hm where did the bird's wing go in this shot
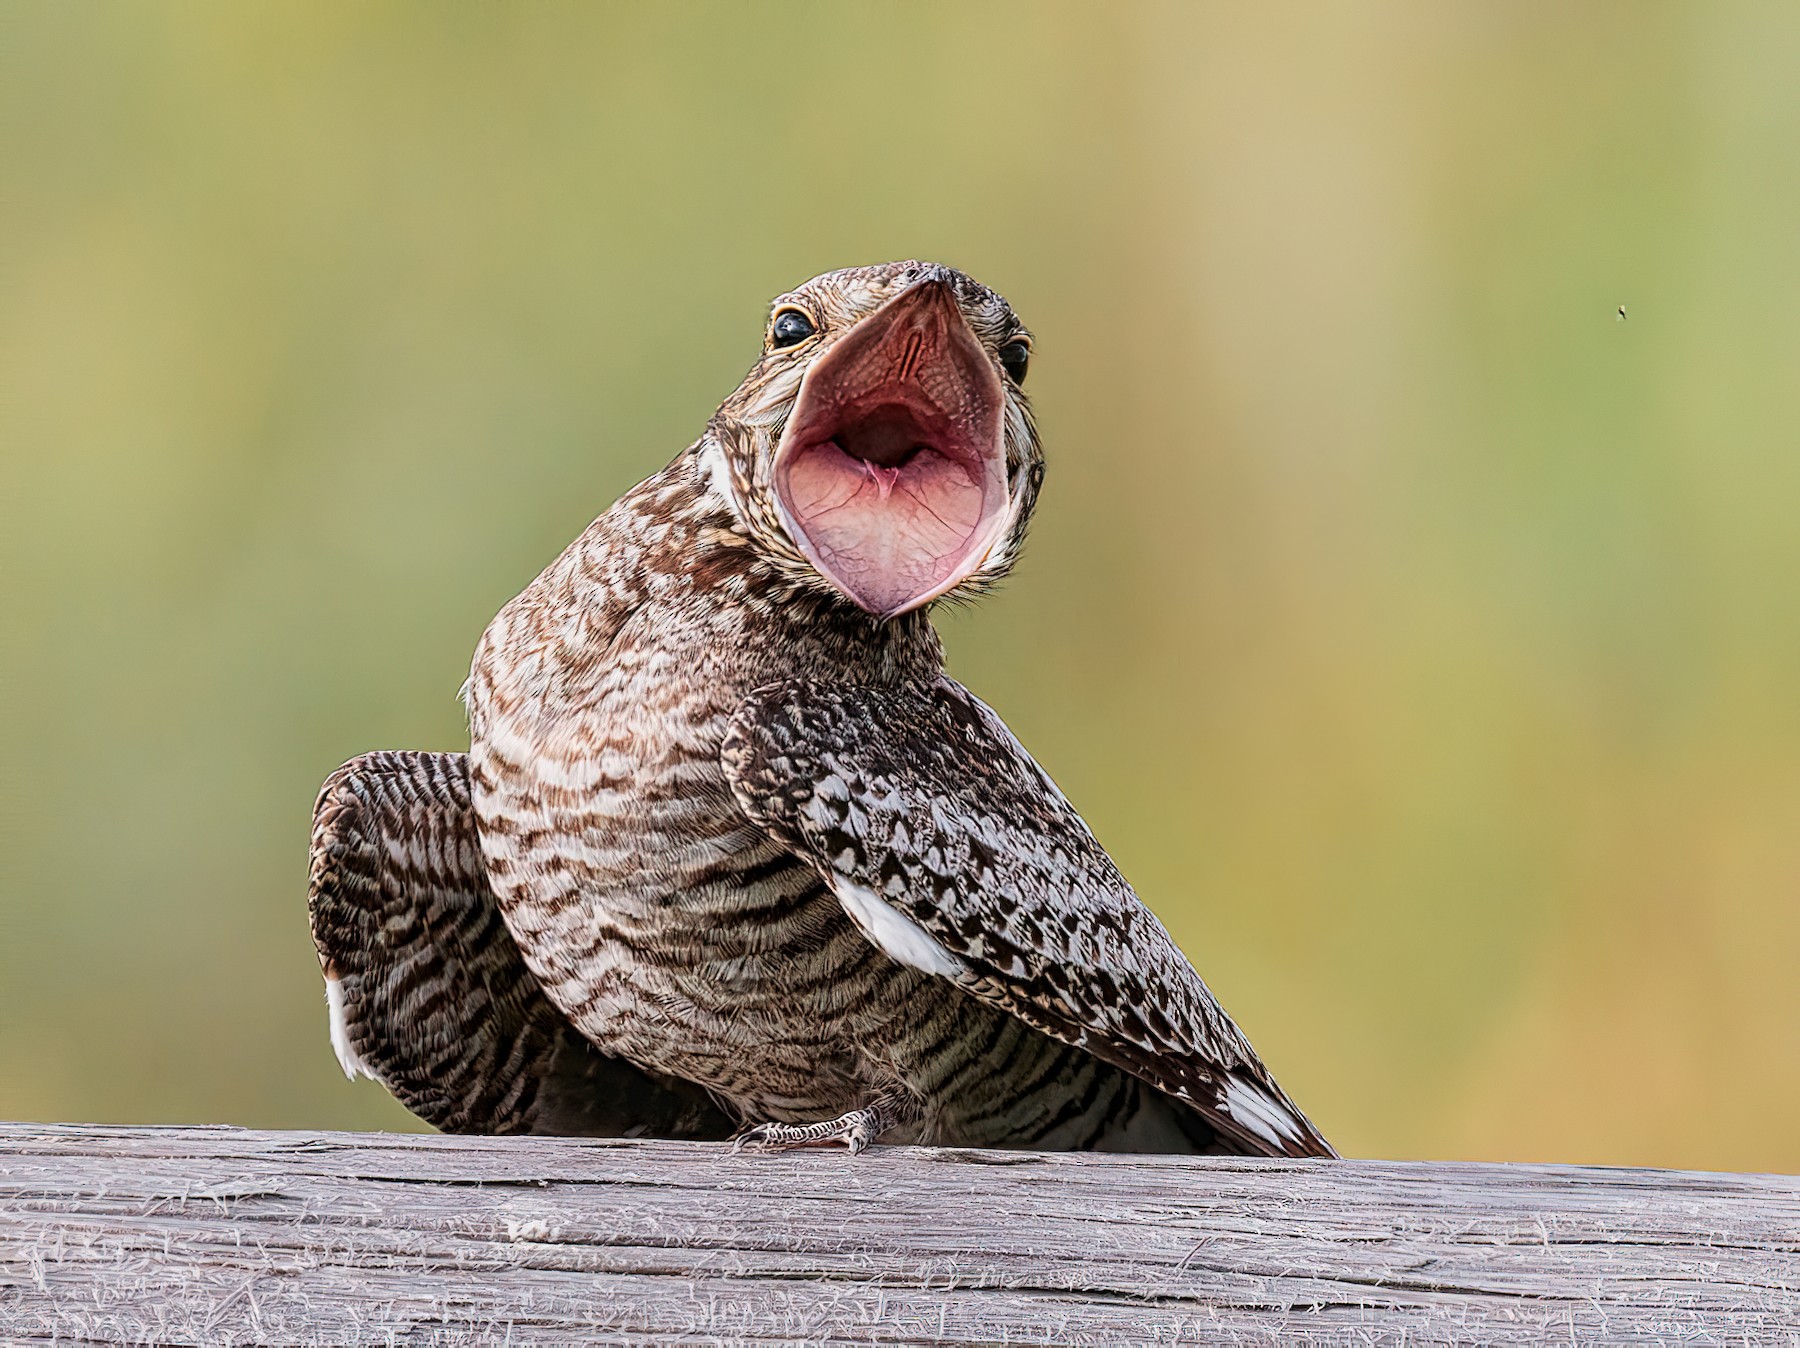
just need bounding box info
[722,678,1333,1158]
[308,750,731,1139]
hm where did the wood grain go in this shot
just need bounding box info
[1,1124,1795,1344]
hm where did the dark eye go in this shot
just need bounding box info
[771,308,816,348]
[998,338,1030,385]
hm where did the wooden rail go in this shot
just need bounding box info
[0,1124,1795,1344]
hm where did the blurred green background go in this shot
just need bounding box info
[4,2,1797,1173]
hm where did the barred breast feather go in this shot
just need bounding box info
[308,750,730,1139]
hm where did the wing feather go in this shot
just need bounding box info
[722,679,1334,1158]
[308,750,731,1139]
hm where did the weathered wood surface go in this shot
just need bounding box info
[0,1125,1794,1345]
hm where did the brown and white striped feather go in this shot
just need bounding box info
[307,750,730,1139]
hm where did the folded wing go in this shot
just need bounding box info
[722,679,1333,1158]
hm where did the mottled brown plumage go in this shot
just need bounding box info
[310,261,1333,1157]
[308,751,729,1139]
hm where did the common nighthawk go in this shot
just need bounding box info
[309,262,1334,1158]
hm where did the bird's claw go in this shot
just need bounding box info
[731,1109,878,1155]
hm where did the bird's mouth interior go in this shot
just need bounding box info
[773,281,1008,617]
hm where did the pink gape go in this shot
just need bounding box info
[773,280,1008,617]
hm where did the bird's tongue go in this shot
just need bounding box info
[779,431,989,617]
[774,281,1007,618]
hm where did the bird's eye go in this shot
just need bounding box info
[771,308,817,348]
[998,338,1030,385]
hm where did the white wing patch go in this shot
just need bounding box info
[1220,1074,1304,1148]
[833,877,967,979]
[324,975,372,1081]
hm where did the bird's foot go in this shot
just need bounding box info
[731,1097,906,1156]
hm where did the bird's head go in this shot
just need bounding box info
[704,262,1042,619]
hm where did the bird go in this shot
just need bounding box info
[309,261,1335,1159]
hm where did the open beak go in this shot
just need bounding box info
[772,280,1008,618]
